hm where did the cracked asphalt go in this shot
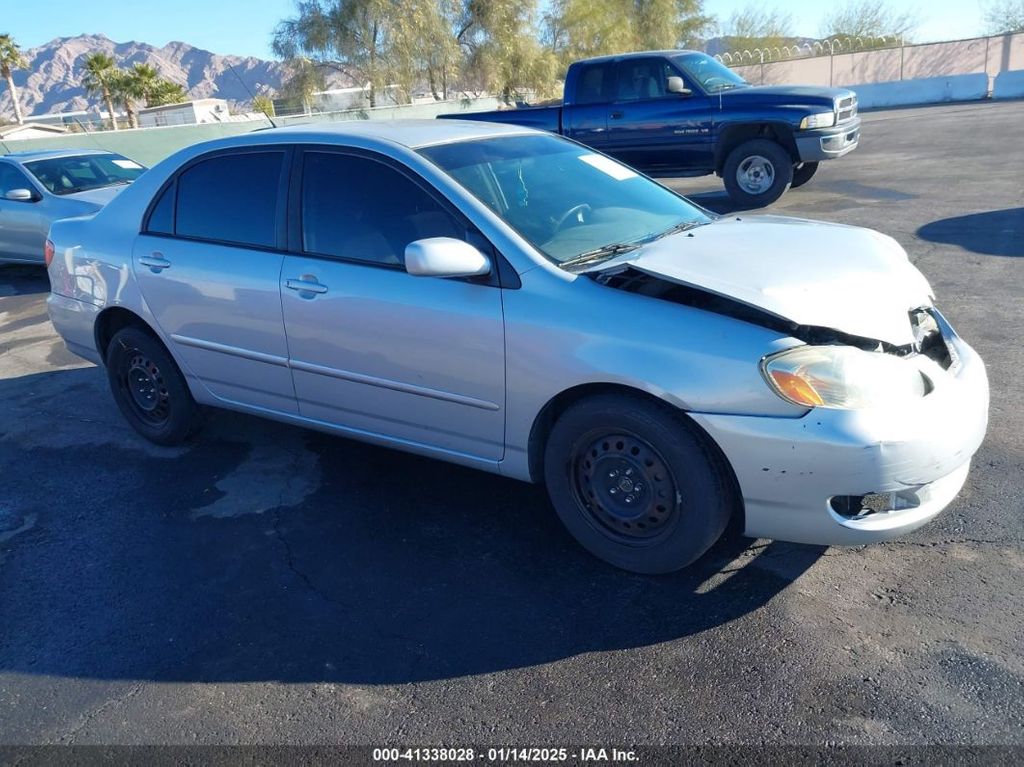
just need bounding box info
[1,100,1022,747]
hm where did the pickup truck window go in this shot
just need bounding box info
[672,52,748,93]
[616,59,675,102]
[420,134,709,264]
[575,63,615,105]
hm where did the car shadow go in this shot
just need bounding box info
[0,365,825,686]
[916,208,1023,257]
[0,264,49,296]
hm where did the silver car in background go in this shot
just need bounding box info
[0,149,146,264]
[45,121,989,573]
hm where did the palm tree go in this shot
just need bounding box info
[146,79,186,107]
[0,34,28,125]
[109,68,145,129]
[81,52,120,130]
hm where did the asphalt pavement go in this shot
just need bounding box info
[1,100,1022,747]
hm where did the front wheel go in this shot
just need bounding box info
[543,394,734,574]
[722,139,794,208]
[791,161,819,189]
[106,326,200,446]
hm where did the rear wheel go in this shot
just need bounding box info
[106,326,200,446]
[543,394,734,574]
[722,139,793,208]
[791,161,819,189]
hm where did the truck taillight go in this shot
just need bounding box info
[44,239,55,267]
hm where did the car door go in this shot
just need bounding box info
[0,162,45,262]
[280,148,506,461]
[132,147,298,414]
[602,58,714,171]
[563,61,614,152]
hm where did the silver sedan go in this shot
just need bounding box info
[45,121,989,573]
[0,149,146,264]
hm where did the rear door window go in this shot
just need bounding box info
[173,151,284,249]
[574,63,615,105]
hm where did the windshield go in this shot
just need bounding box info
[673,52,748,93]
[419,134,710,265]
[24,153,146,196]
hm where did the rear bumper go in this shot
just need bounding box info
[47,292,102,365]
[691,330,989,546]
[796,118,861,162]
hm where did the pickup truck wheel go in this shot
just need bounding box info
[791,161,819,189]
[543,394,733,574]
[106,326,201,446]
[723,139,793,208]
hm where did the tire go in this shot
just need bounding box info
[543,394,734,574]
[722,138,794,208]
[791,161,819,189]
[105,326,200,446]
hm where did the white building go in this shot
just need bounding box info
[138,99,232,128]
[0,123,67,140]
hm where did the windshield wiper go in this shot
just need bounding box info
[560,242,640,271]
[644,220,705,243]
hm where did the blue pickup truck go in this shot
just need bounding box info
[440,50,861,207]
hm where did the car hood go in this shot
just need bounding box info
[604,215,933,347]
[718,84,853,105]
[64,185,128,207]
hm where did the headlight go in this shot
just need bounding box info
[799,111,836,130]
[761,346,928,409]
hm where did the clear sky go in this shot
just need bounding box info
[3,0,991,60]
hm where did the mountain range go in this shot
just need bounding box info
[0,34,346,119]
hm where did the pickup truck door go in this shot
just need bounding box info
[601,58,714,173]
[562,61,614,151]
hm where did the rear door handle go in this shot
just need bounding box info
[285,278,328,295]
[139,253,171,271]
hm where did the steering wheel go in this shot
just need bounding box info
[554,203,592,232]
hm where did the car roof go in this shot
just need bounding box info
[571,49,702,66]
[225,119,537,151]
[1,148,117,163]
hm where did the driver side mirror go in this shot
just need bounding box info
[667,76,691,96]
[4,188,38,202]
[405,237,491,279]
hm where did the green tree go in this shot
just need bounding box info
[280,56,325,114]
[81,52,120,130]
[984,0,1024,33]
[820,0,916,45]
[719,6,795,53]
[0,34,27,126]
[252,94,276,117]
[545,0,711,67]
[461,0,559,103]
[274,0,454,107]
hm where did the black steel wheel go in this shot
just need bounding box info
[544,393,735,574]
[573,432,679,543]
[106,326,200,445]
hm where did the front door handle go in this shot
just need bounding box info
[285,277,328,295]
[610,111,624,119]
[139,253,171,272]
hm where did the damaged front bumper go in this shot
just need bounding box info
[690,327,989,546]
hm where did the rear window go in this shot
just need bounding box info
[173,152,283,249]
[574,63,614,105]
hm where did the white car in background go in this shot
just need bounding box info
[0,148,146,264]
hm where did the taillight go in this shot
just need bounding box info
[44,238,55,267]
